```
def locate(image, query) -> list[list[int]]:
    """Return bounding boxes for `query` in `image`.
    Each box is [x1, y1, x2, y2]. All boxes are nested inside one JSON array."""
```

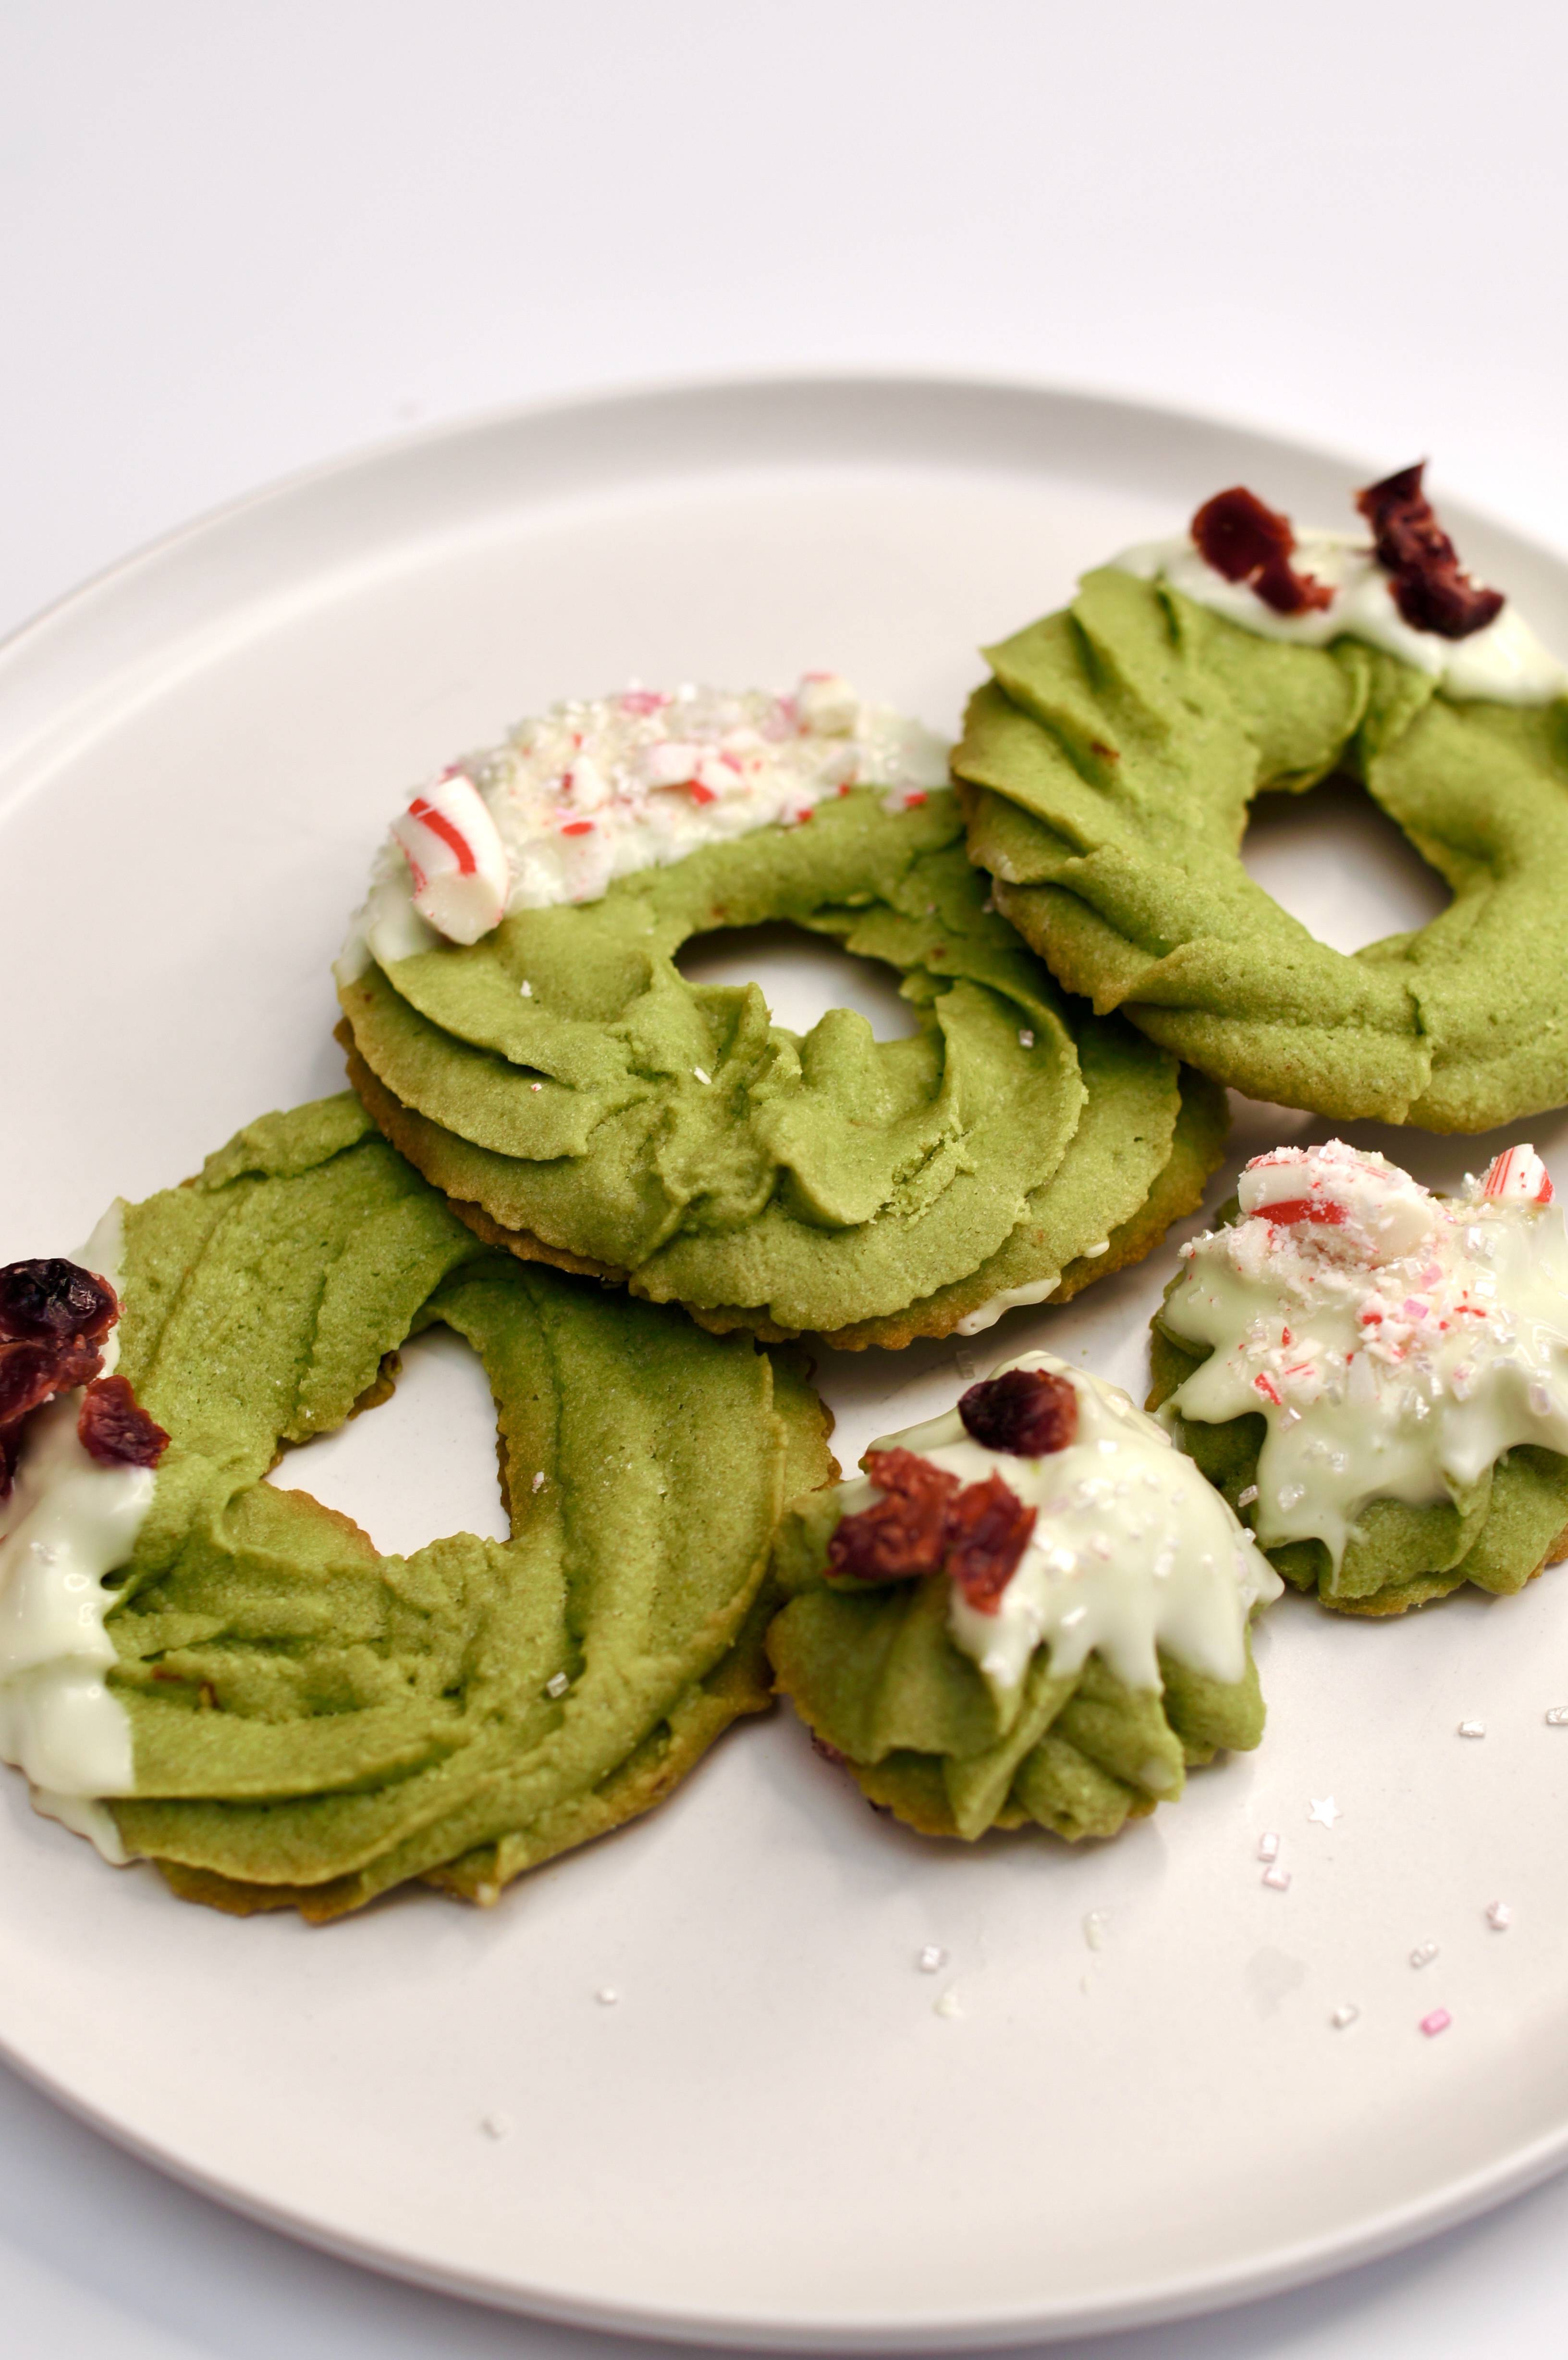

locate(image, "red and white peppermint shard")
[[390, 774, 510, 945], [1480, 1145, 1554, 1205]]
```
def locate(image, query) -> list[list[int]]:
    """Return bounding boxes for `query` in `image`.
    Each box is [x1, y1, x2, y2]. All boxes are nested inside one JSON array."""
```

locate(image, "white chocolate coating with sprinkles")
[[1160, 1141, 1568, 1568], [338, 676, 951, 972], [847, 1350, 1279, 1698], [1114, 532, 1567, 704]]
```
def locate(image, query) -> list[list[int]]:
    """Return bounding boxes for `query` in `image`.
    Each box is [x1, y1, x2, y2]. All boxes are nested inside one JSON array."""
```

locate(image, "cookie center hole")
[[676, 922, 920, 1040], [1240, 774, 1451, 955], [264, 1326, 508, 1556]]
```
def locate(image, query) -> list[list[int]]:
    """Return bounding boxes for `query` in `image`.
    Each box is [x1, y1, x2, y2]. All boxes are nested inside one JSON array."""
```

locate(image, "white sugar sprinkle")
[[1458, 1719, 1487, 1739], [917, 1944, 946, 1973], [1410, 1941, 1439, 1968], [1237, 1484, 1259, 1507], [1018, 1029, 1035, 1048], [545, 1672, 570, 1699], [1262, 1864, 1291, 1891], [480, 2112, 513, 2139], [1331, 2005, 1359, 2030], [1546, 1706, 1568, 1726], [519, 979, 533, 996], [1486, 1900, 1513, 1930], [692, 1066, 711, 1085], [1257, 1832, 1280, 1862], [933, 1988, 964, 2019], [1083, 1910, 1109, 1951], [596, 1987, 620, 2006], [1307, 1796, 1341, 1828]]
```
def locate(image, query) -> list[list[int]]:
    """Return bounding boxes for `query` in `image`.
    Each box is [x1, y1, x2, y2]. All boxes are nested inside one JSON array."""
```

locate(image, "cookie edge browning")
[[340, 1025, 1228, 1351]]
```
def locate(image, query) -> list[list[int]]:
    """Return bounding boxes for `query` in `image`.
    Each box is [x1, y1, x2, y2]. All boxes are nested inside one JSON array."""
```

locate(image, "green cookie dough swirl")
[[338, 785, 1225, 1345], [767, 1353, 1275, 1842], [62, 1096, 832, 1918], [957, 565, 1568, 1131]]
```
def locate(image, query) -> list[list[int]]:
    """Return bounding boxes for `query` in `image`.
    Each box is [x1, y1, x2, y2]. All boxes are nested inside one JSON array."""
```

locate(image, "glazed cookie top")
[[827, 1352, 1279, 1696], [1158, 1141, 1568, 1566], [1115, 467, 1566, 704], [339, 675, 951, 964]]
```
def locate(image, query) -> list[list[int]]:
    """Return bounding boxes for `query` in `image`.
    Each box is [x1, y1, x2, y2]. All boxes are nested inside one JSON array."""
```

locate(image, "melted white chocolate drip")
[[1160, 1142, 1568, 1568], [0, 1202, 147, 1861], [1115, 531, 1567, 704], [842, 1350, 1279, 1699], [338, 675, 952, 971]]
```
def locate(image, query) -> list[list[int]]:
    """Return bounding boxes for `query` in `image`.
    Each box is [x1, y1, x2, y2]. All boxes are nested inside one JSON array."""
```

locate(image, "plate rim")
[[3, 367, 1567, 2349]]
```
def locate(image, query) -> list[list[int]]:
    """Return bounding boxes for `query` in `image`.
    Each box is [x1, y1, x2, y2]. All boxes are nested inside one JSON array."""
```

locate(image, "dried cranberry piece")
[[828, 1446, 959, 1582], [0, 1336, 103, 1427], [944, 1474, 1037, 1615], [0, 1258, 118, 1346], [1191, 487, 1333, 617], [958, 1367, 1079, 1457], [78, 1374, 169, 1470], [1356, 463, 1504, 639]]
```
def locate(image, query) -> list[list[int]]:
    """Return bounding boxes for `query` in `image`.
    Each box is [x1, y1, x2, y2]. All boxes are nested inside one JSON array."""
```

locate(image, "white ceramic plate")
[[4, 376, 1568, 2352]]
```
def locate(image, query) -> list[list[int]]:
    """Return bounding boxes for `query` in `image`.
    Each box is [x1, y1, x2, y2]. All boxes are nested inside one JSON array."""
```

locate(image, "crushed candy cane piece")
[[1480, 1144, 1554, 1205], [1331, 2004, 1359, 2029], [1257, 1832, 1280, 1861], [795, 672, 860, 735], [1410, 1941, 1439, 1968], [917, 1944, 947, 1973], [1546, 1705, 1568, 1726], [545, 1671, 570, 1699], [1262, 1864, 1291, 1891], [1457, 1719, 1486, 1739], [391, 774, 510, 945]]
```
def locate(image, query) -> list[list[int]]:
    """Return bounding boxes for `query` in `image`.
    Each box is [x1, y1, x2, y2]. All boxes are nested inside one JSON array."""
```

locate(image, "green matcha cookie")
[[1147, 1140, 1568, 1615], [339, 785, 1225, 1344], [767, 1353, 1275, 1840], [28, 1097, 832, 1917], [957, 565, 1568, 1131]]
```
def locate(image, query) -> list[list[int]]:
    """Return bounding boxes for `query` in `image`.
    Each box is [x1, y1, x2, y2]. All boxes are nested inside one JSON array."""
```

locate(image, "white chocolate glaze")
[[1160, 1141, 1568, 1568], [1115, 532, 1567, 704], [0, 1203, 146, 1860], [842, 1350, 1279, 1699], [338, 675, 951, 973]]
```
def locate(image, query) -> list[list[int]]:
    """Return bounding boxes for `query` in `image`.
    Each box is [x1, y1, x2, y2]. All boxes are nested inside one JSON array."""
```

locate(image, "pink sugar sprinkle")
[[1403, 1299, 1429, 1320], [1420, 2008, 1451, 2038]]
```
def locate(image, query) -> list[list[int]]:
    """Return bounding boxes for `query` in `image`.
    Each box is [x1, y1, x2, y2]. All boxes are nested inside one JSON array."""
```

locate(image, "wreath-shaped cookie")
[[768, 1354, 1277, 1840], [0, 1095, 830, 1918], [336, 681, 1225, 1345], [957, 473, 1568, 1131], [1147, 1140, 1568, 1616]]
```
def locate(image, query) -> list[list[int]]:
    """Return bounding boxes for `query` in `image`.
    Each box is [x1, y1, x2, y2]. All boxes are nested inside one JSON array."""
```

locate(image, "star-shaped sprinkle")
[[1308, 1796, 1341, 1828]]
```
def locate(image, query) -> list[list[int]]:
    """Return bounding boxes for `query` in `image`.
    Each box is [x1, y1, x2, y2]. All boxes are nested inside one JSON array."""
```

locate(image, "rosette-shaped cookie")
[[956, 476, 1568, 1132], [768, 1354, 1277, 1841], [335, 681, 1225, 1347], [0, 1096, 832, 1917], [1150, 1142, 1568, 1615]]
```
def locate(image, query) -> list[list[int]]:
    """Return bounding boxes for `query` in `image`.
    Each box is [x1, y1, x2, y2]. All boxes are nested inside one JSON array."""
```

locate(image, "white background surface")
[[5, 2, 1568, 2352]]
